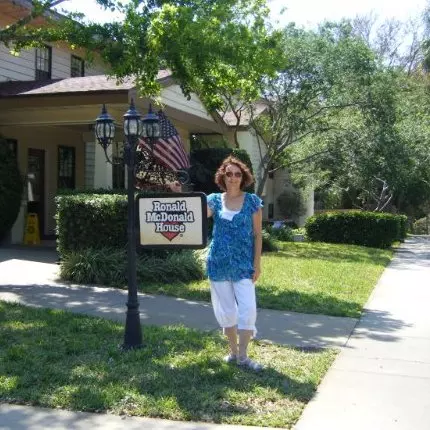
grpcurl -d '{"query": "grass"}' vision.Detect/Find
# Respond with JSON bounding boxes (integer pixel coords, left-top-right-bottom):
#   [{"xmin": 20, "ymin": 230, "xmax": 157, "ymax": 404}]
[
  {"xmin": 0, "ymin": 301, "xmax": 337, "ymax": 428},
  {"xmin": 139, "ymin": 242, "xmax": 393, "ymax": 318}
]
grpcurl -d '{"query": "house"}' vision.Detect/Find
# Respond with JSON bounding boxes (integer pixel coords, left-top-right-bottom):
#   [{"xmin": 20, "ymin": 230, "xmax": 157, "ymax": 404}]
[{"xmin": 0, "ymin": 0, "xmax": 313, "ymax": 245}]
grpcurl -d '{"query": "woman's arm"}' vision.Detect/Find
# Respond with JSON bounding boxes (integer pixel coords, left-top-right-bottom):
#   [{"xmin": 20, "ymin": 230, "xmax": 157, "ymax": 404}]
[{"xmin": 252, "ymin": 208, "xmax": 263, "ymax": 283}]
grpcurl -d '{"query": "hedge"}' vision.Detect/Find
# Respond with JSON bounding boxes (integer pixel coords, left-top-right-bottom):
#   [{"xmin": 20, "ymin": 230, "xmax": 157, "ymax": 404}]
[
  {"xmin": 305, "ymin": 211, "xmax": 407, "ymax": 249},
  {"xmin": 56, "ymin": 191, "xmax": 276, "ymax": 259},
  {"xmin": 412, "ymin": 216, "xmax": 429, "ymax": 235},
  {"xmin": 56, "ymin": 193, "xmax": 128, "ymax": 255}
]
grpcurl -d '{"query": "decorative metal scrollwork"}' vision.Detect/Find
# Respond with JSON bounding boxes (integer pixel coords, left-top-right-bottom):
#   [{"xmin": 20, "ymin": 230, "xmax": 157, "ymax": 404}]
[{"xmin": 134, "ymin": 146, "xmax": 190, "ymax": 190}]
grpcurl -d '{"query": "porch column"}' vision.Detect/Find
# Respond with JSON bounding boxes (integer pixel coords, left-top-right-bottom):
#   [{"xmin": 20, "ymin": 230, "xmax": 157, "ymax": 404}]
[
  {"xmin": 10, "ymin": 200, "xmax": 27, "ymax": 244},
  {"xmin": 93, "ymin": 142, "xmax": 113, "ymax": 189}
]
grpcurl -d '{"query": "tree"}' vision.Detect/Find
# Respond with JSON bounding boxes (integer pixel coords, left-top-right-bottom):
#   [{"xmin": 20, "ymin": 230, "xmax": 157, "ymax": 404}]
[
  {"xmin": 351, "ymin": 12, "xmax": 429, "ymax": 74},
  {"xmin": 248, "ymin": 23, "xmax": 377, "ymax": 196},
  {"xmin": 298, "ymin": 69, "xmax": 430, "ymax": 215},
  {"xmin": 0, "ymin": 0, "xmax": 280, "ymax": 112}
]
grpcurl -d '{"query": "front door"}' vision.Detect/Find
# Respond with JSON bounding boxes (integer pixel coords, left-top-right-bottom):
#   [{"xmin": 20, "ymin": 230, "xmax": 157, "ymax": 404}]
[{"xmin": 27, "ymin": 149, "xmax": 45, "ymax": 238}]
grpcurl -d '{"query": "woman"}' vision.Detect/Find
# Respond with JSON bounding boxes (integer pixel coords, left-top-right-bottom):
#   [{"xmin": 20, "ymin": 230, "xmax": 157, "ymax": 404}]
[
  {"xmin": 206, "ymin": 156, "xmax": 263, "ymax": 371},
  {"xmin": 172, "ymin": 156, "xmax": 263, "ymax": 370}
]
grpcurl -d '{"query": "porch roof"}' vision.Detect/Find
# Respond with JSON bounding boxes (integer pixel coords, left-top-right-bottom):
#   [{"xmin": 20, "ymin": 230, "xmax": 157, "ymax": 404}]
[{"xmin": 0, "ymin": 71, "xmax": 172, "ymax": 98}]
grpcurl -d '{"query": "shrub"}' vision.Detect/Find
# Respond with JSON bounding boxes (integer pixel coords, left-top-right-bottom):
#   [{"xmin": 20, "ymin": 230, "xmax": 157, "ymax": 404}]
[
  {"xmin": 395, "ymin": 214, "xmax": 408, "ymax": 240},
  {"xmin": 276, "ymin": 189, "xmax": 306, "ymax": 219},
  {"xmin": 56, "ymin": 193, "xmax": 128, "ymax": 255},
  {"xmin": 305, "ymin": 211, "xmax": 404, "ymax": 249},
  {"xmin": 262, "ymin": 230, "xmax": 279, "ymax": 252},
  {"xmin": 412, "ymin": 217, "xmax": 429, "ymax": 234},
  {"xmin": 60, "ymin": 247, "xmax": 205, "ymax": 286},
  {"xmin": 292, "ymin": 228, "xmax": 306, "ymax": 236},
  {"xmin": 0, "ymin": 138, "xmax": 23, "ymax": 242},
  {"xmin": 189, "ymin": 148, "xmax": 255, "ymax": 194},
  {"xmin": 264, "ymin": 223, "xmax": 294, "ymax": 242}
]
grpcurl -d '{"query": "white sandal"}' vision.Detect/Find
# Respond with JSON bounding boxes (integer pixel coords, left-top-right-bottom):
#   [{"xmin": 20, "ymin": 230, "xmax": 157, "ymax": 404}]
[
  {"xmin": 237, "ymin": 357, "xmax": 263, "ymax": 372},
  {"xmin": 223, "ymin": 354, "xmax": 237, "ymax": 364}
]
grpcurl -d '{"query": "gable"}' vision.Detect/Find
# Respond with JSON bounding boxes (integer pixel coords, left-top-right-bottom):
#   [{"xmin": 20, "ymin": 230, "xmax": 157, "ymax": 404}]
[{"xmin": 161, "ymin": 85, "xmax": 215, "ymax": 123}]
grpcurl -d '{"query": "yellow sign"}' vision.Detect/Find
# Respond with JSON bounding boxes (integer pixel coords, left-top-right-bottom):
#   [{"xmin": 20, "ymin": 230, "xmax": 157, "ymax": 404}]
[
  {"xmin": 137, "ymin": 192, "xmax": 207, "ymax": 249},
  {"xmin": 24, "ymin": 213, "xmax": 40, "ymax": 245}
]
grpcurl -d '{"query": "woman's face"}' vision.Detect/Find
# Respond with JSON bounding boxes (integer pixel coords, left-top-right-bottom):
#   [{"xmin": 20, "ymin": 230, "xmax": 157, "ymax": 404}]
[{"xmin": 224, "ymin": 164, "xmax": 243, "ymax": 189}]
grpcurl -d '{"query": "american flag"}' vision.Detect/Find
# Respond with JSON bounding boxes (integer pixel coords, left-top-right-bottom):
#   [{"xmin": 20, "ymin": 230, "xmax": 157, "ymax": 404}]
[{"xmin": 138, "ymin": 110, "xmax": 190, "ymax": 171}]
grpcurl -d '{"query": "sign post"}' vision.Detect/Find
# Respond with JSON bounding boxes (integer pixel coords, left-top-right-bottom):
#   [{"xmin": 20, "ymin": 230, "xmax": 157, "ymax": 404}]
[{"xmin": 137, "ymin": 192, "xmax": 207, "ymax": 249}]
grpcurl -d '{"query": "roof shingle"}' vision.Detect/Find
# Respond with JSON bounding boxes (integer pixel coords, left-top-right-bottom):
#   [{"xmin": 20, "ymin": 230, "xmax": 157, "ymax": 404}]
[{"xmin": 0, "ymin": 71, "xmax": 172, "ymax": 97}]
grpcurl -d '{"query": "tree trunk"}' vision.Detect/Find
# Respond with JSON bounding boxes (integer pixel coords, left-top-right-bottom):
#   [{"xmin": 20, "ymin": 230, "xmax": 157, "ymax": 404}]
[{"xmin": 256, "ymin": 153, "xmax": 271, "ymax": 197}]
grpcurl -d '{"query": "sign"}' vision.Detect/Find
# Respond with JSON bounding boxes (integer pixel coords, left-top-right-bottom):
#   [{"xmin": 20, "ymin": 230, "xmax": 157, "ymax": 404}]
[
  {"xmin": 137, "ymin": 192, "xmax": 207, "ymax": 249},
  {"xmin": 24, "ymin": 213, "xmax": 40, "ymax": 245}
]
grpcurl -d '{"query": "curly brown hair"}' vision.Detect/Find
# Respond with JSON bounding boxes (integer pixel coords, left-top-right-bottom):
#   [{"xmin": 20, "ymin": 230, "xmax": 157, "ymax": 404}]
[{"xmin": 214, "ymin": 156, "xmax": 254, "ymax": 191}]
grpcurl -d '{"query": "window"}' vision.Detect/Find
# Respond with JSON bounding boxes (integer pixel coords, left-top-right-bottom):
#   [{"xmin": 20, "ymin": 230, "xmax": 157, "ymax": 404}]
[
  {"xmin": 71, "ymin": 55, "xmax": 85, "ymax": 77},
  {"xmin": 35, "ymin": 46, "xmax": 52, "ymax": 80},
  {"xmin": 58, "ymin": 146, "xmax": 75, "ymax": 189}
]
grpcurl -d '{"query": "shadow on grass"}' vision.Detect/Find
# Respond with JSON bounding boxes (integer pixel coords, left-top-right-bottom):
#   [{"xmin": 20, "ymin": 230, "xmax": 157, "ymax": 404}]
[{"xmin": 0, "ymin": 302, "xmax": 321, "ymax": 427}]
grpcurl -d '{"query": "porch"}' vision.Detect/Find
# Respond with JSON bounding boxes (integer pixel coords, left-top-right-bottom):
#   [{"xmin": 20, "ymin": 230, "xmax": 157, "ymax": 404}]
[{"xmin": 0, "ymin": 75, "xmax": 224, "ymax": 244}]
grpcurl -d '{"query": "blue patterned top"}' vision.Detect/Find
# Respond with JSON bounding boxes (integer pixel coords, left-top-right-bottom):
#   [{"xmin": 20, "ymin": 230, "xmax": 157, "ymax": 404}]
[{"xmin": 207, "ymin": 192, "xmax": 263, "ymax": 281}]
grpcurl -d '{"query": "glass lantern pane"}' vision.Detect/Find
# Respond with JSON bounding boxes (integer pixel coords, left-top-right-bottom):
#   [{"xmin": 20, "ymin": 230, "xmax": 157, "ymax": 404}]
[
  {"xmin": 95, "ymin": 122, "xmax": 103, "ymax": 139},
  {"xmin": 153, "ymin": 122, "xmax": 160, "ymax": 138},
  {"xmin": 144, "ymin": 123, "xmax": 152, "ymax": 138},
  {"xmin": 137, "ymin": 119, "xmax": 144, "ymax": 137},
  {"xmin": 129, "ymin": 119, "xmax": 139, "ymax": 137},
  {"xmin": 108, "ymin": 123, "xmax": 115, "ymax": 139}
]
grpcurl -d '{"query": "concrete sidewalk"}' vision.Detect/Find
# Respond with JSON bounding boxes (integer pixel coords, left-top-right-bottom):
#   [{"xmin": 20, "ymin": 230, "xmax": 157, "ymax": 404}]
[
  {"xmin": 0, "ymin": 246, "xmax": 357, "ymax": 349},
  {"xmin": 0, "ymin": 404, "xmax": 268, "ymax": 430},
  {"xmin": 294, "ymin": 236, "xmax": 430, "ymax": 430}
]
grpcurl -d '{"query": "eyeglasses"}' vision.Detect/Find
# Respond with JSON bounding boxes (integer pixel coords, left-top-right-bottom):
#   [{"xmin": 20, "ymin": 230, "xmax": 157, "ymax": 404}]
[{"xmin": 225, "ymin": 171, "xmax": 243, "ymax": 178}]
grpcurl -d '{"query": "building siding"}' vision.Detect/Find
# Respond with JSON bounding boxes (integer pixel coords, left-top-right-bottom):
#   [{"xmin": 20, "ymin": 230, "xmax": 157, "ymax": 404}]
[
  {"xmin": 0, "ymin": 44, "xmax": 108, "ymax": 82},
  {"xmin": 0, "ymin": 45, "xmax": 35, "ymax": 81},
  {"xmin": 161, "ymin": 85, "xmax": 215, "ymax": 121}
]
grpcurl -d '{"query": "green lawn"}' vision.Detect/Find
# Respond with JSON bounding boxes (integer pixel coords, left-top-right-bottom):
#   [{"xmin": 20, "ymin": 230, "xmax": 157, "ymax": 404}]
[
  {"xmin": 140, "ymin": 242, "xmax": 393, "ymax": 318},
  {"xmin": 0, "ymin": 302, "xmax": 336, "ymax": 428}
]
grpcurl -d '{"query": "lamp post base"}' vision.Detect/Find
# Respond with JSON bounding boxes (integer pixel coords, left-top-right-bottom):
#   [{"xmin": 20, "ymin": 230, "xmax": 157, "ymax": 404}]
[{"xmin": 122, "ymin": 304, "xmax": 143, "ymax": 350}]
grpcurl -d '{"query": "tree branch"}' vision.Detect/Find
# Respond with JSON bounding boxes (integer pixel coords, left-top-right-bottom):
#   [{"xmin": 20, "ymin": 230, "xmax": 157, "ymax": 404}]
[
  {"xmin": 303, "ymin": 103, "xmax": 363, "ymax": 122},
  {"xmin": 0, "ymin": 0, "xmax": 69, "ymax": 44},
  {"xmin": 288, "ymin": 149, "xmax": 331, "ymax": 166}
]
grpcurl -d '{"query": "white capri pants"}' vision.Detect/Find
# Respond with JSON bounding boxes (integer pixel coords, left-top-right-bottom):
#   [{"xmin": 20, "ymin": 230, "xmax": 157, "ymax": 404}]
[{"xmin": 210, "ymin": 278, "xmax": 257, "ymax": 336}]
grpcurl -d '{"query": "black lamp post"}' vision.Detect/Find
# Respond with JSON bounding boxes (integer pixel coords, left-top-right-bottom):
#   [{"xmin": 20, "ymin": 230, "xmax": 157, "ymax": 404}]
[{"xmin": 95, "ymin": 100, "xmax": 160, "ymax": 350}]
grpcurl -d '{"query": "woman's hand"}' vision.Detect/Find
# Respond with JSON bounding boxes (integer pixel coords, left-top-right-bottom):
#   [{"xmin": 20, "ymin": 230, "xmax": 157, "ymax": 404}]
[
  {"xmin": 253, "ymin": 266, "xmax": 261, "ymax": 283},
  {"xmin": 168, "ymin": 181, "xmax": 182, "ymax": 193}
]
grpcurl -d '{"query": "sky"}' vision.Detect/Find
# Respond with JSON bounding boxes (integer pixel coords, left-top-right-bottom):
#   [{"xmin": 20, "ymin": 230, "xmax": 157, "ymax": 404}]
[
  {"xmin": 58, "ymin": 0, "xmax": 428, "ymax": 27},
  {"xmin": 269, "ymin": 0, "xmax": 427, "ymax": 28}
]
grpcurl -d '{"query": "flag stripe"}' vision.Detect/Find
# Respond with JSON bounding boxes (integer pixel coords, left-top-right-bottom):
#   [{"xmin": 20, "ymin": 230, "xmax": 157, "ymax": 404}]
[
  {"xmin": 154, "ymin": 144, "xmax": 184, "ymax": 170},
  {"xmin": 161, "ymin": 137, "xmax": 187, "ymax": 166},
  {"xmin": 137, "ymin": 110, "xmax": 190, "ymax": 172}
]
